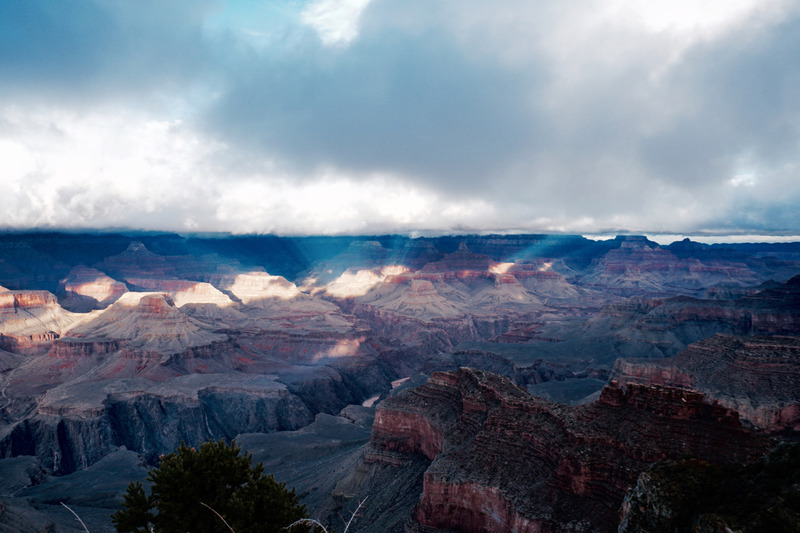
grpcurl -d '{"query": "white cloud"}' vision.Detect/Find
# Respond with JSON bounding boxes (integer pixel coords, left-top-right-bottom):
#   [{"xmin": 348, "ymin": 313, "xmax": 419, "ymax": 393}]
[
  {"xmin": 607, "ymin": 0, "xmax": 767, "ymax": 34},
  {"xmin": 0, "ymin": 104, "xmax": 501, "ymax": 234},
  {"xmin": 213, "ymin": 171, "xmax": 499, "ymax": 235},
  {"xmin": 0, "ymin": 140, "xmax": 35, "ymax": 200},
  {"xmin": 729, "ymin": 174, "xmax": 758, "ymax": 188},
  {"xmin": 0, "ymin": 106, "xmax": 213, "ymax": 229},
  {"xmin": 301, "ymin": 0, "xmax": 373, "ymax": 45}
]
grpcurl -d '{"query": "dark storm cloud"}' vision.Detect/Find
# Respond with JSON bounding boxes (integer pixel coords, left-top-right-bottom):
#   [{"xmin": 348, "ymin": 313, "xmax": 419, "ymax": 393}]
[
  {"xmin": 637, "ymin": 13, "xmax": 800, "ymax": 181},
  {"xmin": 206, "ymin": 26, "xmax": 540, "ymax": 193},
  {"xmin": 641, "ymin": 10, "xmax": 800, "ymax": 231},
  {"xmin": 0, "ymin": 0, "xmax": 215, "ymax": 102},
  {"xmin": 200, "ymin": 0, "xmax": 800, "ymax": 221}
]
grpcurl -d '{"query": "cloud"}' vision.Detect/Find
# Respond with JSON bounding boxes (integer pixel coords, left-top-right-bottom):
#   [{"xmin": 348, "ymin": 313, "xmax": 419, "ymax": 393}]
[
  {"xmin": 0, "ymin": 106, "xmax": 212, "ymax": 229},
  {"xmin": 301, "ymin": 0, "xmax": 374, "ymax": 46},
  {"xmin": 0, "ymin": 1, "xmax": 216, "ymax": 106},
  {"xmin": 0, "ymin": 0, "xmax": 798, "ymax": 236},
  {"xmin": 0, "ymin": 105, "xmax": 502, "ymax": 234},
  {"xmin": 205, "ymin": 25, "xmax": 539, "ymax": 194}
]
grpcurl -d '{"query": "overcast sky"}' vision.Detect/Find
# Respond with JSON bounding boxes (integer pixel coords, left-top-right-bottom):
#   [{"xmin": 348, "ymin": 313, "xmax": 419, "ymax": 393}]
[{"xmin": 1, "ymin": 0, "xmax": 799, "ymax": 237}]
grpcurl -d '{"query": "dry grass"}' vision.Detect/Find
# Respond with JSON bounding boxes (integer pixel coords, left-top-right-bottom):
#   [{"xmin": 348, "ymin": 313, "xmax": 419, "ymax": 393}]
[
  {"xmin": 285, "ymin": 497, "xmax": 368, "ymax": 533},
  {"xmin": 60, "ymin": 502, "xmax": 90, "ymax": 533},
  {"xmin": 63, "ymin": 496, "xmax": 366, "ymax": 533}
]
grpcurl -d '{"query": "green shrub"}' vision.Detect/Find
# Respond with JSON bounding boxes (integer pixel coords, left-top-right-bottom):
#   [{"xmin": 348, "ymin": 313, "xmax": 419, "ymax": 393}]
[{"xmin": 112, "ymin": 440, "xmax": 310, "ymax": 533}]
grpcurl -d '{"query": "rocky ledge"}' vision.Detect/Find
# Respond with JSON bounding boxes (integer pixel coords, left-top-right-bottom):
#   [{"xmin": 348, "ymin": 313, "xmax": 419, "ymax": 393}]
[
  {"xmin": 369, "ymin": 368, "xmax": 769, "ymax": 532},
  {"xmin": 611, "ymin": 334, "xmax": 800, "ymax": 433}
]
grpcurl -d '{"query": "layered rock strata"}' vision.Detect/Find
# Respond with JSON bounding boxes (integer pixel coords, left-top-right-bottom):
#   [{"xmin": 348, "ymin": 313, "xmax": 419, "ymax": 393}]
[
  {"xmin": 369, "ymin": 368, "xmax": 768, "ymax": 532},
  {"xmin": 582, "ymin": 237, "xmax": 760, "ymax": 295},
  {"xmin": 611, "ymin": 334, "xmax": 800, "ymax": 433},
  {"xmin": 57, "ymin": 266, "xmax": 127, "ymax": 311},
  {"xmin": 0, "ymin": 375, "xmax": 313, "ymax": 474},
  {"xmin": 0, "ymin": 288, "xmax": 91, "ymax": 354}
]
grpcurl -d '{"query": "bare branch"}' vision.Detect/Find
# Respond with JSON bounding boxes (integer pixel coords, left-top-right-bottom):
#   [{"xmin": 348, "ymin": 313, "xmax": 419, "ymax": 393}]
[
  {"xmin": 285, "ymin": 518, "xmax": 329, "ymax": 532},
  {"xmin": 60, "ymin": 502, "xmax": 90, "ymax": 533},
  {"xmin": 343, "ymin": 497, "xmax": 367, "ymax": 533},
  {"xmin": 200, "ymin": 502, "xmax": 236, "ymax": 533},
  {"xmin": 285, "ymin": 496, "xmax": 368, "ymax": 533}
]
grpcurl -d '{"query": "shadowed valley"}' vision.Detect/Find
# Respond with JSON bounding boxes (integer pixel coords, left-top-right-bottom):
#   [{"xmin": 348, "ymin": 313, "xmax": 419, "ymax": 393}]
[{"xmin": 0, "ymin": 232, "xmax": 799, "ymax": 532}]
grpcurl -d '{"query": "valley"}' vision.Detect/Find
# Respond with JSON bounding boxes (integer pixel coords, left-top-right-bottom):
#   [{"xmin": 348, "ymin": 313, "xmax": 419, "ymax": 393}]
[{"xmin": 0, "ymin": 232, "xmax": 799, "ymax": 532}]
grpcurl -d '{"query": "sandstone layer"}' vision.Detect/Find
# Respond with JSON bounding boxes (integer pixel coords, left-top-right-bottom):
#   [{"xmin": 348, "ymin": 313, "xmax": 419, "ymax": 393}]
[
  {"xmin": 57, "ymin": 266, "xmax": 128, "ymax": 311},
  {"xmin": 366, "ymin": 368, "xmax": 768, "ymax": 532},
  {"xmin": 611, "ymin": 334, "xmax": 800, "ymax": 433}
]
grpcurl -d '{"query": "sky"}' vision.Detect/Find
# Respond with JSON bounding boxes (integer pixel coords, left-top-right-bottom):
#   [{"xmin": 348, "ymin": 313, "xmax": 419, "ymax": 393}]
[{"xmin": 1, "ymin": 0, "xmax": 799, "ymax": 238}]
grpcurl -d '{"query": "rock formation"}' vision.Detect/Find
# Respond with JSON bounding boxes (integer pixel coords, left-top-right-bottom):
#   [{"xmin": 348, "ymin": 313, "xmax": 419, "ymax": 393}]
[
  {"xmin": 123, "ymin": 278, "xmax": 234, "ymax": 309},
  {"xmin": 0, "ymin": 285, "xmax": 375, "ymax": 478},
  {"xmin": 618, "ymin": 443, "xmax": 800, "ymax": 532},
  {"xmin": 362, "ymin": 368, "xmax": 768, "ymax": 532},
  {"xmin": 611, "ymin": 334, "xmax": 800, "ymax": 433},
  {"xmin": 1, "ymin": 373, "xmax": 315, "ymax": 475},
  {"xmin": 0, "ymin": 287, "xmax": 94, "ymax": 354},
  {"xmin": 582, "ymin": 236, "xmax": 760, "ymax": 295},
  {"xmin": 57, "ymin": 266, "xmax": 128, "ymax": 311}
]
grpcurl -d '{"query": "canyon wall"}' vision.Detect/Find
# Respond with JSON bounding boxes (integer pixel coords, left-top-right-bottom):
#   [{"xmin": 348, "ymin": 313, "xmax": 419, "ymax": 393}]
[
  {"xmin": 611, "ymin": 334, "xmax": 800, "ymax": 433},
  {"xmin": 367, "ymin": 368, "xmax": 769, "ymax": 532}
]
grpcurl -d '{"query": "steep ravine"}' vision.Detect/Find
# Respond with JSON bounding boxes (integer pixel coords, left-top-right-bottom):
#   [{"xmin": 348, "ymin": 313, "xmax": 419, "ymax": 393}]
[{"xmin": 0, "ymin": 371, "xmax": 371, "ymax": 475}]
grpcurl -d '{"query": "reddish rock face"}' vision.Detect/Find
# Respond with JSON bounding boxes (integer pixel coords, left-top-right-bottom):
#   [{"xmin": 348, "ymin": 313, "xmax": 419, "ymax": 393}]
[
  {"xmin": 417, "ymin": 481, "xmax": 544, "ymax": 533},
  {"xmin": 582, "ymin": 238, "xmax": 760, "ymax": 294},
  {"xmin": 598, "ymin": 381, "xmax": 741, "ymax": 425},
  {"xmin": 0, "ymin": 289, "xmax": 71, "ymax": 353},
  {"xmin": 0, "ymin": 331, "xmax": 59, "ymax": 353},
  {"xmin": 0, "ymin": 290, "xmax": 57, "ymax": 310},
  {"xmin": 49, "ymin": 339, "xmax": 121, "ymax": 359},
  {"xmin": 372, "ymin": 409, "xmax": 443, "ymax": 460},
  {"xmin": 611, "ymin": 334, "xmax": 800, "ymax": 433},
  {"xmin": 58, "ymin": 266, "xmax": 127, "ymax": 309},
  {"xmin": 135, "ymin": 293, "xmax": 175, "ymax": 315},
  {"xmin": 420, "ymin": 243, "xmax": 493, "ymax": 273},
  {"xmin": 372, "ymin": 368, "xmax": 769, "ymax": 532}
]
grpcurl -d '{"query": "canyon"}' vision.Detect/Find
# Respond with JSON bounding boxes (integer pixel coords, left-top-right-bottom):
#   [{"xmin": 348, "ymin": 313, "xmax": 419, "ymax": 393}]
[
  {"xmin": 0, "ymin": 232, "xmax": 798, "ymax": 531},
  {"xmin": 366, "ymin": 368, "xmax": 769, "ymax": 532}
]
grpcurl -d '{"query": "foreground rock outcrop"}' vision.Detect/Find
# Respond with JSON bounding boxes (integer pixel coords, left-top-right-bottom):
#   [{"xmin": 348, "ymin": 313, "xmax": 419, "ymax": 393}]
[
  {"xmin": 364, "ymin": 368, "xmax": 769, "ymax": 532},
  {"xmin": 618, "ymin": 442, "xmax": 800, "ymax": 532}
]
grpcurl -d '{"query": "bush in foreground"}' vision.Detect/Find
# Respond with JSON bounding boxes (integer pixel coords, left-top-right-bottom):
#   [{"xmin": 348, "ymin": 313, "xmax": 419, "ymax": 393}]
[{"xmin": 112, "ymin": 440, "xmax": 309, "ymax": 533}]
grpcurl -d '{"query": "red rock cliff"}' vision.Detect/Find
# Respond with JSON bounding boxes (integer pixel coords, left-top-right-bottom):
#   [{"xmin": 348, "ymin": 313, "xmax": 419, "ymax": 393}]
[
  {"xmin": 611, "ymin": 334, "xmax": 800, "ymax": 433},
  {"xmin": 371, "ymin": 368, "xmax": 769, "ymax": 532}
]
